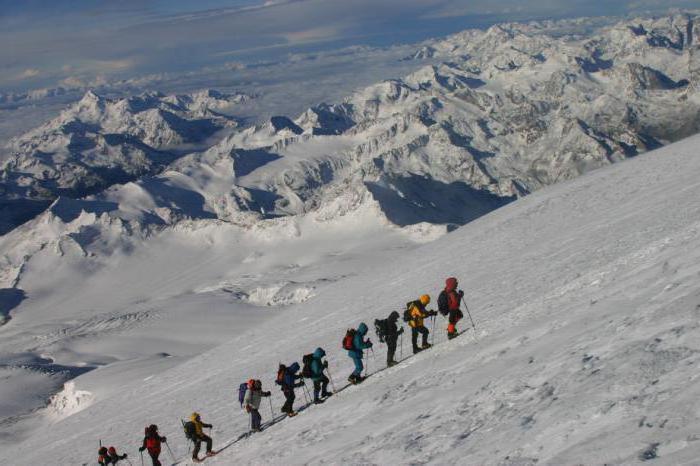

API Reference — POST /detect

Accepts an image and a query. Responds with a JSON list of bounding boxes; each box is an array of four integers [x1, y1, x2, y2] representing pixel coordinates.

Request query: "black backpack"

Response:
[[403, 302, 414, 322], [182, 420, 197, 441], [374, 319, 388, 343], [437, 290, 449, 316], [301, 353, 314, 378]]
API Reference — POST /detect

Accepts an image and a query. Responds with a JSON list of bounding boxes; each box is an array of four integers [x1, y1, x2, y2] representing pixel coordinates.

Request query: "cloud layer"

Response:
[[1, 0, 699, 92]]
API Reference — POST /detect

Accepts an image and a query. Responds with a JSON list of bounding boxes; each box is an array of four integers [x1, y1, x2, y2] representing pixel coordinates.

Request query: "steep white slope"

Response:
[[4, 132, 700, 464]]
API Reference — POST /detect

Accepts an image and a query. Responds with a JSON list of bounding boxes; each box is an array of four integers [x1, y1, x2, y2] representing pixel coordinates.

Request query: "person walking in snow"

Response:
[[243, 379, 271, 432], [139, 424, 167, 466], [383, 311, 404, 366], [276, 362, 304, 416], [98, 446, 128, 465], [188, 412, 215, 462], [346, 323, 373, 384], [407, 295, 437, 353], [309, 347, 332, 403], [438, 277, 464, 340]]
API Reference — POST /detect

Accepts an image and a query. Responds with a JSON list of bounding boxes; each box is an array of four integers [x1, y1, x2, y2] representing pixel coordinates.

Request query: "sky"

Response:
[[1, 0, 699, 93]]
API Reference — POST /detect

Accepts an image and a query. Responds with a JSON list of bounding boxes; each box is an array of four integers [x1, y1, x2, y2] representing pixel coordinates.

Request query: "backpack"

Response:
[[374, 318, 388, 343], [438, 290, 449, 316], [301, 353, 314, 378], [183, 420, 197, 441], [98, 447, 108, 464], [403, 301, 414, 322], [342, 329, 356, 350], [145, 427, 160, 451], [238, 382, 248, 407], [275, 364, 286, 386]]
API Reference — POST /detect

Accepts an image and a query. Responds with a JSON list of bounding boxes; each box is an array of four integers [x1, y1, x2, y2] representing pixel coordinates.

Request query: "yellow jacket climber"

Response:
[[408, 294, 432, 328]]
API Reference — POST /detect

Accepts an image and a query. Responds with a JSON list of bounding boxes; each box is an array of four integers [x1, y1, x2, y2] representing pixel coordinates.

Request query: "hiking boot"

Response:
[[313, 399, 324, 405], [413, 347, 422, 354], [288, 411, 298, 417], [193, 458, 203, 463], [421, 343, 432, 350], [321, 391, 332, 398], [387, 360, 398, 367], [447, 332, 457, 340]]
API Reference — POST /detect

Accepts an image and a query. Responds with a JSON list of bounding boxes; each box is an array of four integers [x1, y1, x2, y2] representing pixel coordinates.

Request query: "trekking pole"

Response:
[[400, 332, 403, 360], [301, 381, 311, 404], [139, 450, 144, 466], [165, 442, 176, 464], [461, 297, 478, 341], [326, 366, 338, 393], [365, 349, 370, 376], [430, 314, 436, 345], [268, 396, 274, 419]]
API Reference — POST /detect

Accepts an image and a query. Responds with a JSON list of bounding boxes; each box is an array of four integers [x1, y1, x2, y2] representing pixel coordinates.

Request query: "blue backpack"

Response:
[[238, 382, 248, 407]]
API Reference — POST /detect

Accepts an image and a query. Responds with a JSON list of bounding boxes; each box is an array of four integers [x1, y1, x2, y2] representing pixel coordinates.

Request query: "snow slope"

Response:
[[4, 131, 700, 464]]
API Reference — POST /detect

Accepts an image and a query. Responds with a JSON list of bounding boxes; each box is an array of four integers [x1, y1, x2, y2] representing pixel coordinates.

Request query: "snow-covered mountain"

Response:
[[3, 12, 700, 463], [4, 119, 700, 466], [0, 89, 247, 233]]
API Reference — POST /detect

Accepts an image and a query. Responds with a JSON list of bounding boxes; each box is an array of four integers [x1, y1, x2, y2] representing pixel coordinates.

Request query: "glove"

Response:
[[458, 290, 464, 298], [123, 454, 128, 458], [245, 405, 251, 413], [323, 360, 328, 368], [398, 327, 404, 335], [162, 437, 167, 442], [368, 341, 373, 348], [139, 447, 145, 452]]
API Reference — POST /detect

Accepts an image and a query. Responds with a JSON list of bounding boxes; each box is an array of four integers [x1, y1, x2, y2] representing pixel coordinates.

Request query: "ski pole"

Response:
[[430, 314, 436, 345], [461, 296, 477, 339], [268, 396, 274, 419], [165, 441, 176, 463], [139, 450, 144, 466], [400, 332, 403, 360], [326, 366, 337, 393], [301, 381, 310, 404]]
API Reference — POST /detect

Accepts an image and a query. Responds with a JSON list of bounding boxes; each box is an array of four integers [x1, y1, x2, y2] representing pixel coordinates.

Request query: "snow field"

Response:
[[3, 134, 700, 464]]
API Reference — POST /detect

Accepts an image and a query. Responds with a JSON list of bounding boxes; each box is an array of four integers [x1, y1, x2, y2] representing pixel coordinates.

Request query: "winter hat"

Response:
[[420, 294, 431, 305], [445, 277, 458, 290]]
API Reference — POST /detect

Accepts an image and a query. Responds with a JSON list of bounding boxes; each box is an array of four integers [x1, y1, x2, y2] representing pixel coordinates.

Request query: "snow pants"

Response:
[[313, 375, 330, 400], [448, 309, 463, 335], [281, 387, 295, 413], [386, 336, 398, 364], [350, 352, 363, 377], [411, 326, 429, 352], [250, 408, 262, 430], [192, 434, 212, 459], [147, 450, 162, 466]]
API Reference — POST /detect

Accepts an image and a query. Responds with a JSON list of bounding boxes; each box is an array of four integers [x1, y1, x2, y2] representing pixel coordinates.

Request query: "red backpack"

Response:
[[342, 329, 356, 350], [144, 426, 161, 453], [275, 364, 287, 385]]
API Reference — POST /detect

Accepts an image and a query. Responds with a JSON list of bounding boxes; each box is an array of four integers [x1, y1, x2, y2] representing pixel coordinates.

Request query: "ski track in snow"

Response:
[[1, 133, 700, 464]]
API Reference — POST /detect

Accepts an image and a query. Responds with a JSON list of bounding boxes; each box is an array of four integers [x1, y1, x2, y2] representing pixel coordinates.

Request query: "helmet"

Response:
[[445, 277, 458, 290], [254, 379, 262, 389], [108, 447, 117, 455], [191, 412, 200, 422], [148, 424, 158, 433], [420, 294, 430, 305]]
